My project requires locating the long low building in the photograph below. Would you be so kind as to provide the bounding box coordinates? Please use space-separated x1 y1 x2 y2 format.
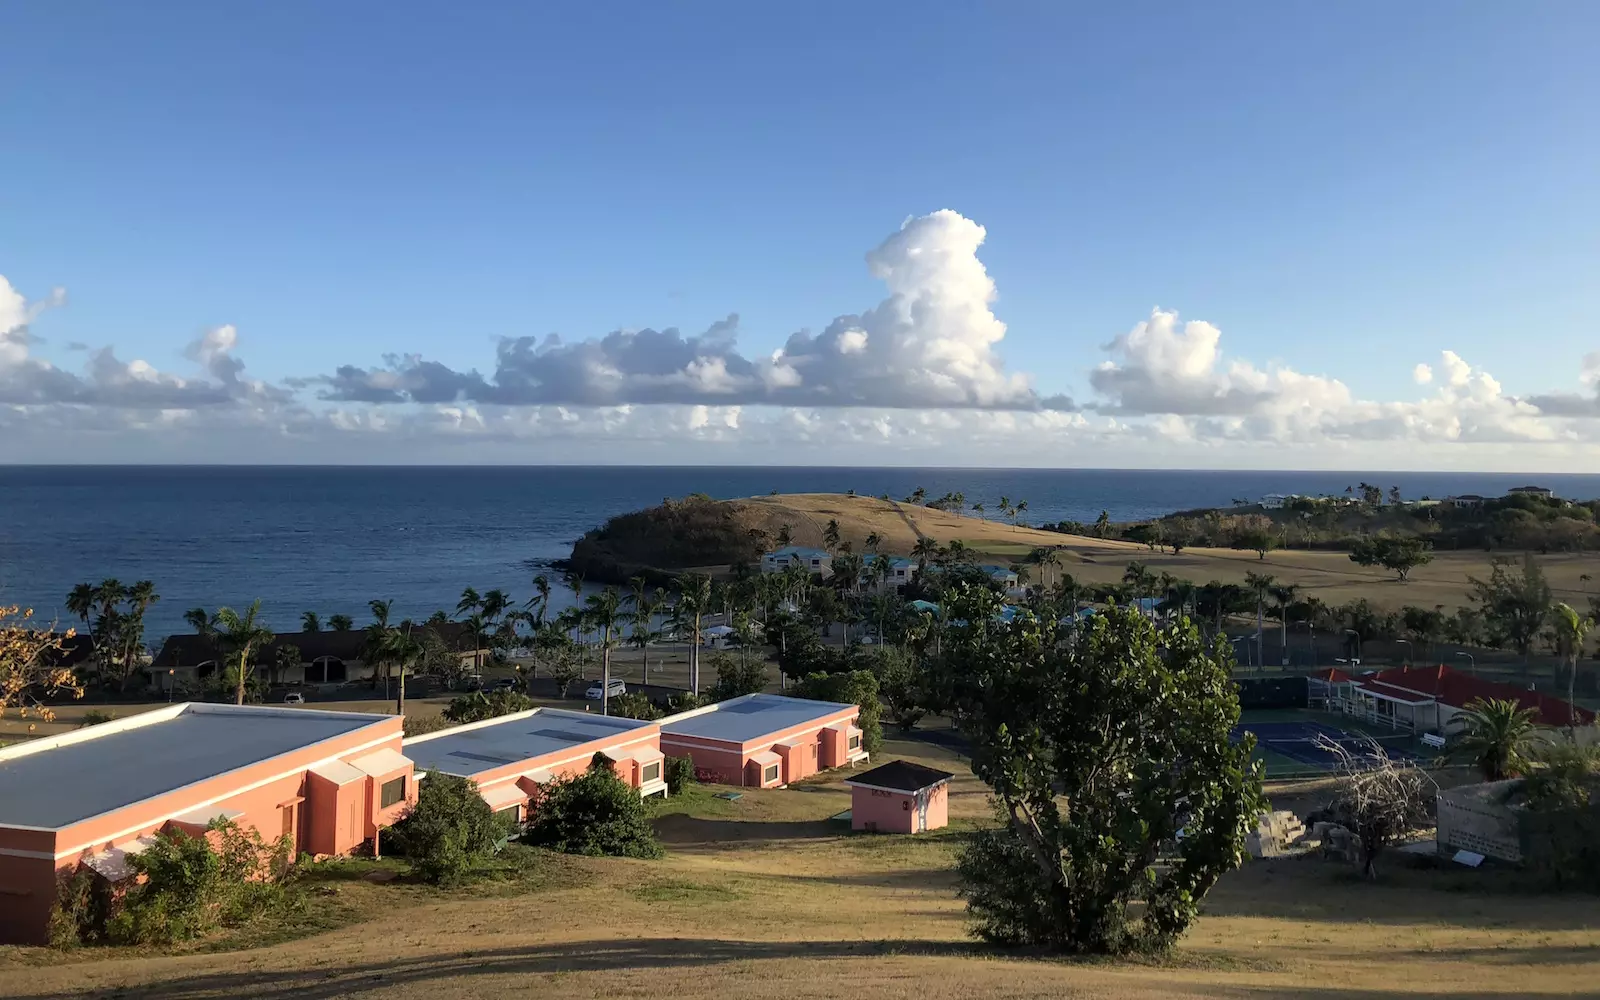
404 708 667 821
660 693 865 787
0 703 416 945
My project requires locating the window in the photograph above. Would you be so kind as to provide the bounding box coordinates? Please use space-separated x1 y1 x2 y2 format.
642 761 661 783
763 764 779 783
379 776 406 808
495 805 522 822
848 733 861 751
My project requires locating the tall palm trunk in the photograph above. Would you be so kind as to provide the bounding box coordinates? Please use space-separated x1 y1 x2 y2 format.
236 649 248 706
601 625 612 716
397 662 406 718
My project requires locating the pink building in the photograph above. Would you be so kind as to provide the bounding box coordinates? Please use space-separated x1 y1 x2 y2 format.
846 760 953 834
660 694 865 788
403 708 666 822
0 703 415 945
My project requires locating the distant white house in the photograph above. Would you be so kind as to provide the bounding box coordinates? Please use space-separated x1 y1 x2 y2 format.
981 565 1019 589
761 546 832 577
1260 494 1298 509
864 556 917 593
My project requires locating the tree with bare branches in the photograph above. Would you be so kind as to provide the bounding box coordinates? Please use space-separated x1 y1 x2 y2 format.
1316 735 1435 879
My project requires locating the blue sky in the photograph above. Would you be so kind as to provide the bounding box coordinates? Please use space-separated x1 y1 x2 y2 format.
1 3 1597 467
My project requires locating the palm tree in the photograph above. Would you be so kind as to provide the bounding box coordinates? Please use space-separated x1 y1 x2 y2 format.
1094 510 1111 538
1456 698 1542 780
370 599 393 628
971 501 985 519
65 583 97 625
1013 499 1028 528
627 586 661 688
214 600 274 706
1245 571 1275 671
997 496 1013 524
1268 583 1299 666
481 588 512 665
1551 602 1594 731
776 524 793 548
871 554 893 595
526 574 553 626
584 588 624 716
911 536 939 572
823 519 841 554
184 607 214 634
384 622 423 717
328 614 354 631
456 587 481 619
865 532 882 555
301 611 322 632
676 574 713 696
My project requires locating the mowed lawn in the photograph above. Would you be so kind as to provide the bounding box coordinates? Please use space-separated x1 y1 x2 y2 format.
3 737 1596 999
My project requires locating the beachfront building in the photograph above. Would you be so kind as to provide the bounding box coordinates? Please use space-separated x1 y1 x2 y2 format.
660 693 865 787
846 760 954 834
760 546 833 578
1505 485 1555 499
0 703 414 945
1330 664 1594 736
147 623 485 693
868 556 917 593
404 708 667 822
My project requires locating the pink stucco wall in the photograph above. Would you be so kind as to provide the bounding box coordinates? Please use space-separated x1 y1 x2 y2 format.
850 782 949 834
0 714 410 946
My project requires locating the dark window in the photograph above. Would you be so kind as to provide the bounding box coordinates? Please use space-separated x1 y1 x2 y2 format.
379 776 406 808
848 734 861 750
495 805 521 822
642 762 661 783
763 764 779 783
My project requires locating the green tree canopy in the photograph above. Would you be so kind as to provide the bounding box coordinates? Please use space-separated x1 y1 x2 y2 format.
1349 534 1434 581
925 586 1263 955
523 754 663 859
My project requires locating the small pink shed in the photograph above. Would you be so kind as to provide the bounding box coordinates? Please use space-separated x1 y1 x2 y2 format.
845 760 954 834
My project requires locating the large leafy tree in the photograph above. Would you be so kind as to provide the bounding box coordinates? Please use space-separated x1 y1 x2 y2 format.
925 586 1263 955
64 579 159 691
1468 555 1552 660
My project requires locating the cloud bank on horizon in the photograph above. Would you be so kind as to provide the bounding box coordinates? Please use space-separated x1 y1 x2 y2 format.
2 210 1597 467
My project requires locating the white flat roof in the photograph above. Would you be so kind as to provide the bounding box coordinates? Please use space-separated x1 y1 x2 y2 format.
661 694 856 745
405 708 655 777
0 703 393 831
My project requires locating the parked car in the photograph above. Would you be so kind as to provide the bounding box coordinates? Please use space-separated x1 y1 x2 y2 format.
283 691 305 705
584 678 626 700
491 677 518 692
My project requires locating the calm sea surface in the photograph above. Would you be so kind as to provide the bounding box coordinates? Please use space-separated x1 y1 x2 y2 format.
3 466 1597 640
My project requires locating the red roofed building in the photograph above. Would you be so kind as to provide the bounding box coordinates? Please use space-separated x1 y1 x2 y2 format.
1341 664 1593 734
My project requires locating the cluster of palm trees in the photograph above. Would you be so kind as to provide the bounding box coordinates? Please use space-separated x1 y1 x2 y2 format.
64 579 161 689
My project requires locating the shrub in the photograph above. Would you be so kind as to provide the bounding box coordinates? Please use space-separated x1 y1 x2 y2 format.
402 713 453 737
106 821 294 946
524 754 664 859
706 652 767 701
793 669 882 753
48 865 113 948
442 690 534 724
609 691 662 720
665 691 706 714
388 773 512 885
664 755 696 796
78 709 117 728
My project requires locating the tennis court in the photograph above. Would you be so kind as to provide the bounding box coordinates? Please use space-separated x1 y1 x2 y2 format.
1233 717 1417 772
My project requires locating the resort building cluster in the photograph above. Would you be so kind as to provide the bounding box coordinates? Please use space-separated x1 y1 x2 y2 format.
0 693 867 945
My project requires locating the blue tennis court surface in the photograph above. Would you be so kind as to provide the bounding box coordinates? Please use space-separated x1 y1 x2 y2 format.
1233 720 1416 770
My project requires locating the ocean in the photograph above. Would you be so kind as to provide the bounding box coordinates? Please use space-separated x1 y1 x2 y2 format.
3 465 1597 641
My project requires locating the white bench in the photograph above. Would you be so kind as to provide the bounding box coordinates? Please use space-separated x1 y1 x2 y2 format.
1421 732 1447 750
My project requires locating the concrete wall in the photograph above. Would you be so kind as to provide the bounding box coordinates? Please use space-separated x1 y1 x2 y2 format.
1436 780 1523 862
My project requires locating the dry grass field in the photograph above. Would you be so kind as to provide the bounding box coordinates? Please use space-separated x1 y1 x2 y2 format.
736 493 1599 613
2 737 1596 999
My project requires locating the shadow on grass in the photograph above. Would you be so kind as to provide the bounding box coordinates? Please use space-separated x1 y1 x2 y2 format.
35 938 986 999
653 814 844 847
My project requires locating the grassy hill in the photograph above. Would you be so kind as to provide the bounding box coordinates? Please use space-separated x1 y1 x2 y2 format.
565 493 1596 615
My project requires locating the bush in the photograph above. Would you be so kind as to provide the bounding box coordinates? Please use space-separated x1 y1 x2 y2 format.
78 709 117 728
793 669 882 753
402 714 453 737
664 755 696 796
388 773 512 886
48 866 113 948
609 691 662 720
706 652 767 701
523 754 663 859
105 821 294 946
665 691 706 714
442 690 534 724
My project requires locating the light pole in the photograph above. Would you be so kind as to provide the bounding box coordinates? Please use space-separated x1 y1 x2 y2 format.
1343 628 1362 666
1455 651 1475 677
1396 639 1413 667
1298 620 1316 667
